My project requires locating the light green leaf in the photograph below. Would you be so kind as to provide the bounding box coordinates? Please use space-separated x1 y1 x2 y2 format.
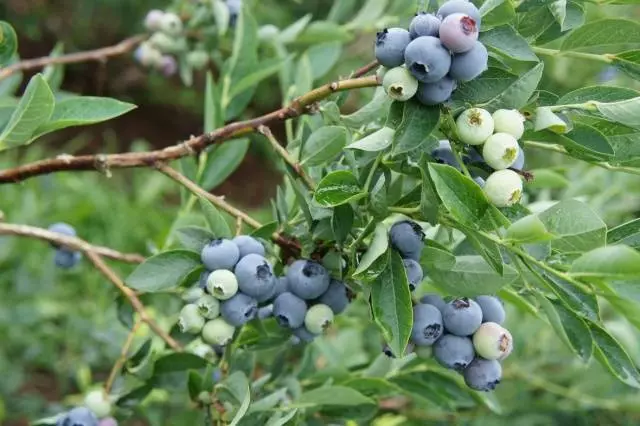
570 246 640 279
42 42 65 91
482 62 544 110
558 85 639 104
392 101 440 155
608 218 640 249
211 0 230 36
276 14 312 44
479 26 538 62
220 372 251 426
538 199 606 252
228 57 285 98
314 170 365 207
561 19 640 54
353 223 389 277
506 214 555 243
302 126 348 166
204 71 223 132
342 87 392 128
594 97 640 128
201 138 250 190
348 0 387 29
612 50 640 81
429 255 519 296
306 42 343 80
126 250 201 292
346 127 395 151
452 68 518 105
199 197 232 238
297 386 377 419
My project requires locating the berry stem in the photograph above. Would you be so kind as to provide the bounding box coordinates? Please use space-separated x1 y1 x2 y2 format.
450 143 473 179
363 153 383 192
104 320 142 394
532 46 613 64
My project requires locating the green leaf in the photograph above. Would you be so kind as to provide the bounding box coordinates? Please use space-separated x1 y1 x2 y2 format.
479 26 538 62
482 1 516 29
0 74 55 150
42 42 65 91
331 204 354 244
570 246 640 279
314 170 365 207
220 372 251 426
301 126 348 166
551 298 594 361
0 21 18 66
187 370 202 401
612 50 640 80
392 101 440 155
296 21 352 44
482 62 544 110
429 255 519 297
421 240 456 270
608 218 640 249
452 68 520 105
223 6 258 110
306 42 343 80
558 85 639 104
346 127 395 152
204 71 223 132
235 319 290 350
211 0 230 36
297 386 377 419
126 250 201 292
561 19 640 54
371 251 413 357
199 197 232 238
463 228 504 275
506 214 555 243
369 173 388 218
228 57 284 98
526 169 569 189
348 0 387 29
593 97 640 128
342 87 392 128
391 371 474 408
154 353 207 374
176 226 216 253
419 156 440 224
276 14 312 44
537 199 606 252
353 223 389 277
587 319 640 388
251 221 278 239
201 139 250 190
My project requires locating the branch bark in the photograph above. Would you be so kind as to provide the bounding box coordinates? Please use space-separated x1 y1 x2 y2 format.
104 320 141 394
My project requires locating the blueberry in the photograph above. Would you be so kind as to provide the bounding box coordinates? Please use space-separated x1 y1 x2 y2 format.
148 32 185 54
442 298 483 336
55 249 82 269
403 258 423 291
64 407 99 426
389 220 424 260
439 13 479 53
317 279 350 314
437 0 482 27
456 108 494 146
473 322 513 360
273 292 307 329
304 304 334 334
84 389 111 418
382 66 419 101
411 304 444 346
202 318 236 346
415 77 456 106
134 42 163 68
144 9 165 32
375 28 412 68
420 293 447 312
449 41 488 82
475 296 506 324
463 358 502 391
473 176 486 187
257 305 273 319
201 239 240 271
159 12 183 36
433 334 476 371
234 254 276 299
196 294 221 319
189 339 217 361
484 170 523 207
232 235 265 258
186 50 209 70
292 326 316 343
179 304 205 334
286 259 331 300
158 55 178 77
256 275 288 304
511 148 525 171
227 0 242 27
48 222 76 238
409 13 441 39
492 109 526 140
431 140 459 169
198 270 211 291
482 133 520 170
404 36 451 83
207 269 239 300
220 293 258 326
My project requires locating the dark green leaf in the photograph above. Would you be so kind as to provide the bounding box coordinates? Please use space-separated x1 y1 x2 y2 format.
302 126 348 166
314 170 365 207
561 19 640 54
608 218 640 249
480 26 538 62
331 204 354 244
612 50 640 80
176 226 216 252
570 246 640 279
188 370 202 401
201 138 250 190
588 319 640 388
220 371 251 426
199 197 232 238
126 250 201 292
251 221 278 239
155 353 208 374
297 386 377 419
369 174 388 218
0 21 17 66
551 299 593 362
392 101 440 155
482 62 544 110
421 240 456 270
429 255 519 296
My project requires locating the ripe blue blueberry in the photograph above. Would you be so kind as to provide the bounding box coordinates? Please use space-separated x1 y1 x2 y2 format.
512 148 525 171
59 407 99 426
273 292 308 329
382 67 419 101
409 13 441 39
463 358 502 391
475 295 505 324
382 343 396 358
374 28 412 68
304 304 334 334
234 254 276 299
227 0 242 27
473 322 513 360
415 77 456 106
404 36 451 83
201 239 240 271
202 318 236 346
232 235 265 258
437 0 482 27
317 279 350 314
442 298 483 336
220 293 258 326
256 275 288 303
449 41 488 82
286 259 331 300
257 305 273 319
439 13 479 53
403 258 423 291
55 249 82 269
411 303 444 346
420 293 447 312
206 269 238 300
48 222 76 238
433 334 476 371
292 326 316 343
431 140 459 169
389 220 424 260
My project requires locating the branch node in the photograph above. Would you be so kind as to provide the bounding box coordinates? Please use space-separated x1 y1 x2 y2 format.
56 154 75 163
329 82 339 91
94 154 112 178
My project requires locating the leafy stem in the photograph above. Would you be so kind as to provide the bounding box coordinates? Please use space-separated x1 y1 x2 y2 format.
532 46 614 64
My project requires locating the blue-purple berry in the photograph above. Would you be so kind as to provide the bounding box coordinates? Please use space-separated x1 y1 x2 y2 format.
404 36 451 83
411 303 444 346
201 239 240 271
409 13 441 39
449 41 488 82
286 259 331 300
415 77 456 106
375 28 412 68
433 334 475 371
220 293 258 326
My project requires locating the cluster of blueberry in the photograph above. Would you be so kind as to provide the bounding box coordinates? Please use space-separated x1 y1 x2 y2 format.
179 235 351 348
55 390 116 426
376 0 488 106
389 220 426 292
47 222 82 269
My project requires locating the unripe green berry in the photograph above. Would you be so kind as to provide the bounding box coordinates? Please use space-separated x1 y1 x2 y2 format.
187 50 209 70
144 10 165 32
482 132 520 170
188 339 217 361
473 322 513 361
202 318 236 346
84 389 112 418
207 269 238 300
198 391 212 404
304 304 334 335
456 108 494 145
492 109 525 139
149 32 186 54
196 294 220 319
159 12 183 36
182 286 205 303
136 42 163 67
383 67 419 102
179 304 205 334
258 24 280 41
484 169 523 207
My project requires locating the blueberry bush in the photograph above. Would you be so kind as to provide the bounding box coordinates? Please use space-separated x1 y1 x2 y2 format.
3 0 640 424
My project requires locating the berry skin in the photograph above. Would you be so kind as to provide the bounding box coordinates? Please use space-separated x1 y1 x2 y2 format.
439 13 479 53
456 108 494 145
292 326 317 343
232 235 265 258
220 293 258 326
482 133 521 170
196 294 221 319
437 0 482 27
198 270 211 291
60 407 98 426
201 239 240 271
492 109 525 139
512 148 525 171
409 13 441 39
403 258 423 291
186 50 209 70
404 36 452 83
135 43 163 68
84 389 111 418
382 67 419 102
273 292 308 329
202 318 236 346
189 339 217 361
304 304 334 334
183 286 205 303
389 220 424 260
256 275 288 304
449 41 488 82
144 10 165 32
206 269 238 300
257 305 273 319
431 140 459 169
148 32 185 54
234 254 276 299
415 77 456 106
55 249 82 269
178 304 205 334
286 259 331 300
474 176 486 187
375 28 412 68
463 358 502 391
159 12 183 36
484 170 523 207
433 334 476 371
473 322 513 361
442 298 483 336
48 222 76 238
475 295 505 324
158 55 178 77
98 417 118 426
420 293 447 312
411 304 444 346
317 279 350 314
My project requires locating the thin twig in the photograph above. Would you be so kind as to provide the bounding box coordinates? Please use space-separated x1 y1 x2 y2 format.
0 35 146 81
0 223 144 263
235 217 243 236
104 320 142 394
0 75 380 184
258 126 315 190
351 60 380 78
